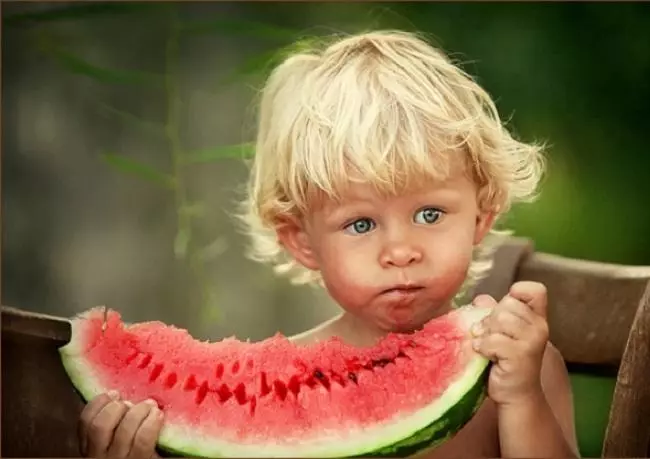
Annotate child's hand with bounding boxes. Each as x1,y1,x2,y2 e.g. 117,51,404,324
78,391,164,459
471,281,549,406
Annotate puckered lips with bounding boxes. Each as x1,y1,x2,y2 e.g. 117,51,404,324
379,283,425,303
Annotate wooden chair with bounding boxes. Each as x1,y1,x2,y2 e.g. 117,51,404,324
2,237,650,457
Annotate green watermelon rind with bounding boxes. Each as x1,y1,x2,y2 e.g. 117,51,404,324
60,306,491,458
363,362,489,457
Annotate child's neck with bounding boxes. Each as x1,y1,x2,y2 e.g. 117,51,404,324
335,303,455,347
290,303,455,348
333,312,391,347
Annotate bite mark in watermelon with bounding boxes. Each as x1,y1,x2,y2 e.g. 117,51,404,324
59,305,491,458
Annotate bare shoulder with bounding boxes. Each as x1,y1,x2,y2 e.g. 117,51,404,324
540,342,580,454
288,315,341,346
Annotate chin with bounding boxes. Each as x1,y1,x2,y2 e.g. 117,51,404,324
378,314,427,334
386,303,452,333
388,323,421,334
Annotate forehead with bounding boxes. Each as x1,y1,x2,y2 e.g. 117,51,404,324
340,153,470,192
314,171,477,209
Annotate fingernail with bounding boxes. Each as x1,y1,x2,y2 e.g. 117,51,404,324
471,323,484,337
124,400,133,408
472,338,481,350
107,390,120,400
145,399,158,408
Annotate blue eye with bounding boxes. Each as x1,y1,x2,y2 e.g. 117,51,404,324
414,207,442,225
344,218,375,235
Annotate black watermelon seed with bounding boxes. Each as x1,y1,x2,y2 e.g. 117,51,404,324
373,358,391,368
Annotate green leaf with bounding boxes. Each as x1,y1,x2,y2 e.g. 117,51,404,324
4,3,165,26
218,37,324,86
95,101,165,138
184,142,255,164
38,43,163,86
101,153,175,189
179,18,300,41
219,49,281,85
174,227,192,260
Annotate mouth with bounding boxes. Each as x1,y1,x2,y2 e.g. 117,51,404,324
380,285,425,295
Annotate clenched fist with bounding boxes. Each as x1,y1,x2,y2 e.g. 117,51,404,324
471,281,550,406
78,391,164,459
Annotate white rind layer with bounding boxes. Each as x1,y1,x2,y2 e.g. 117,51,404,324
59,306,491,458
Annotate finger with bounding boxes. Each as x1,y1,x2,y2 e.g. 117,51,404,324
79,391,120,455
108,400,158,458
509,281,548,319
472,296,529,338
494,296,550,348
484,308,528,340
130,405,165,459
470,295,498,337
472,333,514,362
87,400,129,457
497,295,537,325
472,294,498,309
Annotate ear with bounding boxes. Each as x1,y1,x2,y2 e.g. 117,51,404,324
275,216,320,271
473,210,497,245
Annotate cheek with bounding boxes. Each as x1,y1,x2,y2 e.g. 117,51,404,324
426,233,475,294
432,257,472,295
316,242,377,309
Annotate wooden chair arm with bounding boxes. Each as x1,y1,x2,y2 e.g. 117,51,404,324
2,305,71,343
1,305,81,457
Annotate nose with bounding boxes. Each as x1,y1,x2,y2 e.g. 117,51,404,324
379,242,423,268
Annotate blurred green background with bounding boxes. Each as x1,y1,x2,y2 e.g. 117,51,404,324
2,2,649,457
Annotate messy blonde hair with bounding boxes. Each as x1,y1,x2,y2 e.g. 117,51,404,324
240,30,545,291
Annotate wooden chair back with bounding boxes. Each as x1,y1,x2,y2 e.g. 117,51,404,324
2,236,649,457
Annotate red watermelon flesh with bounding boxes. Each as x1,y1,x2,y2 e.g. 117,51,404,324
59,305,491,457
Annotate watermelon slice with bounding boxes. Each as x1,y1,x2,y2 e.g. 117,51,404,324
59,305,491,458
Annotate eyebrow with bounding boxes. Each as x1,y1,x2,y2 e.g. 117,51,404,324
426,188,463,204
323,202,371,225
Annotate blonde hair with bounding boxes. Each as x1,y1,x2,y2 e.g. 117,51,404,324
240,30,545,290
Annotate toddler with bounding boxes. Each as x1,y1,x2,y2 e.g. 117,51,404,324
78,30,579,459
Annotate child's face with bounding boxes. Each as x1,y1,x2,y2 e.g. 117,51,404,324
278,172,494,333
